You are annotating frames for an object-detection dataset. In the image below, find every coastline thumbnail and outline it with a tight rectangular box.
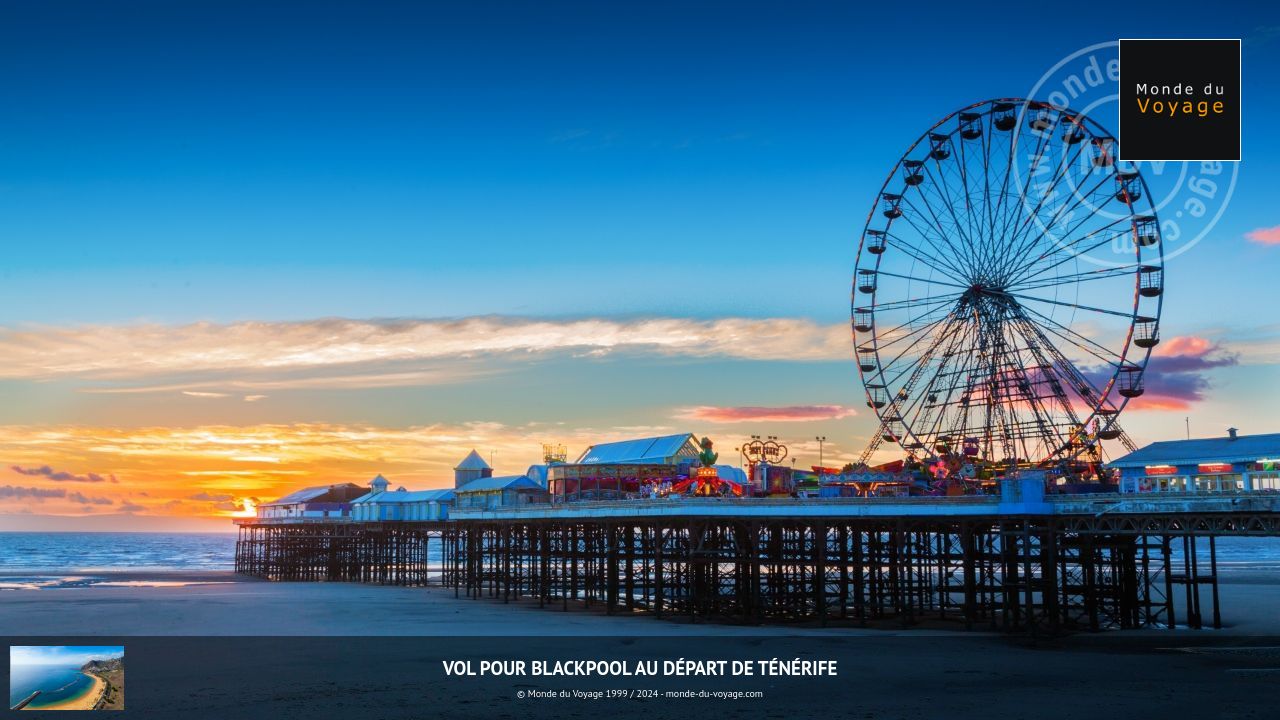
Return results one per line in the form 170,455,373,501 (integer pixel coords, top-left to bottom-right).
9,646,124,711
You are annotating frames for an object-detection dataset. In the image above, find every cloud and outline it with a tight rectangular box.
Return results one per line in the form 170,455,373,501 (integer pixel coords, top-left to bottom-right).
187,492,235,502
0,419,692,518
243,395,267,402
66,491,114,505
1245,225,1280,245
118,501,146,513
678,405,857,423
9,464,116,483
0,317,848,391
181,391,230,398
1123,336,1238,411
0,485,66,501
83,369,485,394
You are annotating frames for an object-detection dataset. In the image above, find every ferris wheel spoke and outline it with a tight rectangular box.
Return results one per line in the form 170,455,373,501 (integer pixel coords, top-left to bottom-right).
1005,322,1090,445
883,232,972,280
1005,359,1069,460
1014,302,1130,367
898,190,978,273
1004,219,1133,287
989,121,1055,272
878,313,966,396
923,141,996,272
873,270,973,292
894,318,976,444
1009,264,1139,294
977,110,1002,250
984,123,1023,266
1001,137,1093,265
993,289,1134,319
954,127,983,252
872,310,959,364
1014,312,1115,402
883,207,974,278
880,319,967,379
867,292,964,312
947,154,1000,273
1001,170,1124,278
919,147,982,259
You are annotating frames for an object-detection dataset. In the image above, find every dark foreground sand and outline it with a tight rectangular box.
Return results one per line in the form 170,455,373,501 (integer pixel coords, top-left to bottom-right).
3,573,1279,718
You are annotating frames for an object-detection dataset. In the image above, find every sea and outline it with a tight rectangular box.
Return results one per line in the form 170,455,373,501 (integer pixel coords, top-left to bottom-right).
0,532,238,589
0,532,1277,588
8,662,96,709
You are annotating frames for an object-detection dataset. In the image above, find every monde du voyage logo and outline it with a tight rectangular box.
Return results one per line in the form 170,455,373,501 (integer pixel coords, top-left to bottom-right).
1119,39,1241,161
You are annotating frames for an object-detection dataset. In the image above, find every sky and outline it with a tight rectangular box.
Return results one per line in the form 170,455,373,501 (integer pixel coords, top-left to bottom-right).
10,646,124,667
1,1,1279,530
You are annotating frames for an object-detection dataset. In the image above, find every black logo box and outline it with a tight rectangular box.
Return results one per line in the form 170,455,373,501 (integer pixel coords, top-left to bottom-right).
1119,39,1241,162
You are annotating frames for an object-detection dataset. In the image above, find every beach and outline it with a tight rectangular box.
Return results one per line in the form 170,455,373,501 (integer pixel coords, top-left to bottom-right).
28,673,105,711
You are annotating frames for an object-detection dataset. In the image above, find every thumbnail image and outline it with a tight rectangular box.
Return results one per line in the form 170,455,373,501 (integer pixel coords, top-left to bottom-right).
9,646,124,711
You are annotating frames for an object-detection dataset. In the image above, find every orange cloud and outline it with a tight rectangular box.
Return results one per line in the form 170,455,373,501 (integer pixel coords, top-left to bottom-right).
1245,225,1280,245
1126,396,1196,411
1154,335,1214,357
678,405,856,423
0,421,694,521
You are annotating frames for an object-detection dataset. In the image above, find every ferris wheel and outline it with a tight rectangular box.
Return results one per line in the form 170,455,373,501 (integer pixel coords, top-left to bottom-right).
853,99,1163,466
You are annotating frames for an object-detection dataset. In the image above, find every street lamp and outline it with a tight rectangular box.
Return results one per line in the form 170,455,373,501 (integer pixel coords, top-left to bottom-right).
815,436,827,469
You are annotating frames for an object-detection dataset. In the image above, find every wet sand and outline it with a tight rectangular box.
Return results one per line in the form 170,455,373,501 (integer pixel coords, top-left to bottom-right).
1,570,1278,637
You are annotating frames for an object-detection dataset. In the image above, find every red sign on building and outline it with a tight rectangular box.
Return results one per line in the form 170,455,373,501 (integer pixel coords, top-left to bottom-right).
1197,463,1234,474
1144,465,1178,476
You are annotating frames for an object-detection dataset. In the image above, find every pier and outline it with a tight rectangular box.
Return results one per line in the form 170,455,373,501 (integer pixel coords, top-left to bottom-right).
235,490,1280,633
11,691,40,711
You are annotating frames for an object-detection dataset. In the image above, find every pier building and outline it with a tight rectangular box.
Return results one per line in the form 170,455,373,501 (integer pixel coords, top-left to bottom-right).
349,475,454,521
254,482,366,521
1110,430,1280,493
455,474,549,509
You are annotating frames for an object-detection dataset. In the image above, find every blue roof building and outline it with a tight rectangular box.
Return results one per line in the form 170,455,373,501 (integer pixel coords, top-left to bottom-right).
350,485,455,521
1107,429,1280,493
455,474,548,510
576,433,701,465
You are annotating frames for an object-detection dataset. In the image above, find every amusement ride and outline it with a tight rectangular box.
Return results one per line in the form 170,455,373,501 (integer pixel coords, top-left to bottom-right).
852,99,1164,490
